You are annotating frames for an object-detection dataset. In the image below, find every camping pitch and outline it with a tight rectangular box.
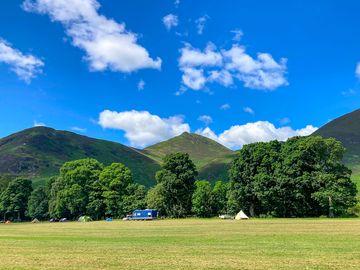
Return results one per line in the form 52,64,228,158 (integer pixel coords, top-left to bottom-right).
235,210,249,220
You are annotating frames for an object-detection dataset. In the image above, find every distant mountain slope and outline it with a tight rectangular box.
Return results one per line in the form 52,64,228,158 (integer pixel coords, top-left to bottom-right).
0,128,236,188
312,109,360,170
143,132,235,181
0,127,160,187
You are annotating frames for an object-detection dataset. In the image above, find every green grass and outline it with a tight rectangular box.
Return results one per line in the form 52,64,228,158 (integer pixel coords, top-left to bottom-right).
0,219,359,269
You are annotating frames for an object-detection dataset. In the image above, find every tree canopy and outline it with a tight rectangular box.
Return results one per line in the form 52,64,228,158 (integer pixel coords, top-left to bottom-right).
229,136,357,217
0,178,33,220
149,153,198,217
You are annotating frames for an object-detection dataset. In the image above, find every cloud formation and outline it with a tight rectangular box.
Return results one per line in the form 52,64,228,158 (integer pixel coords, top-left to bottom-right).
163,14,178,30
243,107,255,114
137,79,145,90
196,121,317,149
178,40,287,92
195,16,208,35
23,0,161,73
33,120,46,127
198,115,213,125
0,39,44,83
220,103,231,110
356,62,360,78
98,110,316,150
98,110,190,148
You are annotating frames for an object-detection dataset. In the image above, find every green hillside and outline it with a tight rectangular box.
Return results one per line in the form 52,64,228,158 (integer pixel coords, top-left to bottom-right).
312,109,360,193
0,128,236,188
143,132,235,181
313,109,360,171
0,127,160,187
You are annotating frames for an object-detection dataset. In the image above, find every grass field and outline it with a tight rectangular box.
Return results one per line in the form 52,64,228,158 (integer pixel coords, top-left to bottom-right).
0,219,360,270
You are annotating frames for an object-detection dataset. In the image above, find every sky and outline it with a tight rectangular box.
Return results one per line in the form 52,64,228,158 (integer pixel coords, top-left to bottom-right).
1,0,360,149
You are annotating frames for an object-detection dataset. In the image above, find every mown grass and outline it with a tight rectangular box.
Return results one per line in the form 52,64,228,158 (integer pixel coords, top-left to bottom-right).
0,219,359,270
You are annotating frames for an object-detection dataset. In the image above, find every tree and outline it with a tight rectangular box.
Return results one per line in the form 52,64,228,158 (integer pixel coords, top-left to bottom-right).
49,158,104,219
27,186,49,220
228,141,281,216
154,153,198,217
211,181,228,215
48,159,144,220
0,178,33,220
123,183,147,214
100,163,133,217
228,136,357,217
192,180,213,217
146,183,167,216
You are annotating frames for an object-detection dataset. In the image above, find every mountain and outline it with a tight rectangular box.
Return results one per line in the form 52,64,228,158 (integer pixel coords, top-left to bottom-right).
313,109,360,170
0,128,236,188
0,127,160,187
143,132,235,181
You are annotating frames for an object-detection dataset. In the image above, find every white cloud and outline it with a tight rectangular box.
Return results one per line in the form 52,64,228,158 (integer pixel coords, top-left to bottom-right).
98,110,190,148
71,126,87,133
196,121,317,149
356,62,360,78
137,79,145,90
179,43,222,67
23,0,161,73
163,14,178,30
174,0,180,8
231,29,243,42
208,70,233,87
223,46,288,90
198,115,213,125
220,103,230,110
0,39,44,83
243,107,255,114
195,16,208,35
178,40,287,92
181,67,206,90
33,120,46,127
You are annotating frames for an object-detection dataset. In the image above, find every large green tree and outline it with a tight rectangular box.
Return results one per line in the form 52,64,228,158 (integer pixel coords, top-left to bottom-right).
229,136,357,217
27,186,49,220
192,180,213,217
0,178,33,220
153,153,198,217
49,158,103,219
211,180,229,215
48,159,145,219
228,141,281,216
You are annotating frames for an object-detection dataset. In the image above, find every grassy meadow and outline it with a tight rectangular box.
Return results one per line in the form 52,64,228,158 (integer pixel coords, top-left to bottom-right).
0,219,359,270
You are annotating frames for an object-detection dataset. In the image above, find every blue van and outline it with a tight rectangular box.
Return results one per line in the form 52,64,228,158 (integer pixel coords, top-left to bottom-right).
131,209,157,220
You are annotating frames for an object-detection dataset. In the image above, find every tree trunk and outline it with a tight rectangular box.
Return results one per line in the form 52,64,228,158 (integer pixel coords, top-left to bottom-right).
328,196,334,218
249,203,255,217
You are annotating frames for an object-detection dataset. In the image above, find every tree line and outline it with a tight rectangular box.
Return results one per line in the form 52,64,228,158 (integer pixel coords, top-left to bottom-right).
0,136,358,221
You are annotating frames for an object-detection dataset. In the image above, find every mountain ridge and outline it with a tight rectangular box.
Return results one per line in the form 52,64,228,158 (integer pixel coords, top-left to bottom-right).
0,127,234,187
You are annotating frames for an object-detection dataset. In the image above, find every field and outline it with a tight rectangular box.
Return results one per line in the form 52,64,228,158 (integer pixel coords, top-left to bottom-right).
0,219,359,270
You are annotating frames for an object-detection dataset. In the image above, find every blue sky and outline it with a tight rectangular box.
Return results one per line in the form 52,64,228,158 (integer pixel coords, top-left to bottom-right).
1,0,360,149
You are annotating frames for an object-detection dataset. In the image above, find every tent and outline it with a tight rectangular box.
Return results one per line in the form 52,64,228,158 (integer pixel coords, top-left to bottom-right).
235,210,249,220
78,216,92,222
59,218,67,222
31,218,39,223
